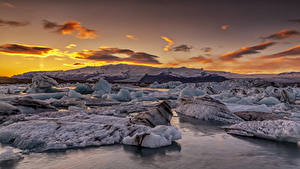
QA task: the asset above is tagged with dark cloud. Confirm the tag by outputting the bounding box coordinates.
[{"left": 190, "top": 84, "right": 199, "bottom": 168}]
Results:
[
  {"left": 42, "top": 19, "right": 97, "bottom": 39},
  {"left": 0, "top": 44, "right": 53, "bottom": 55},
  {"left": 171, "top": 45, "right": 192, "bottom": 52},
  {"left": 43, "top": 20, "right": 60, "bottom": 29},
  {"left": 260, "top": 45, "right": 300, "bottom": 59},
  {"left": 262, "top": 30, "right": 300, "bottom": 40},
  {"left": 97, "top": 48, "right": 135, "bottom": 55},
  {"left": 76, "top": 48, "right": 161, "bottom": 65},
  {"left": 0, "top": 18, "right": 29, "bottom": 27},
  {"left": 201, "top": 47, "right": 212, "bottom": 53},
  {"left": 220, "top": 42, "right": 276, "bottom": 61}
]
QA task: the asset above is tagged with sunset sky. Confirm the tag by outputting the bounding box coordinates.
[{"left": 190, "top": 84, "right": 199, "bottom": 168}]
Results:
[{"left": 1, "top": 0, "right": 300, "bottom": 76}]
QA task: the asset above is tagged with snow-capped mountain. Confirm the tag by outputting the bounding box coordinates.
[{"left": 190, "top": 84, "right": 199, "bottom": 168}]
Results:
[{"left": 12, "top": 64, "right": 300, "bottom": 83}]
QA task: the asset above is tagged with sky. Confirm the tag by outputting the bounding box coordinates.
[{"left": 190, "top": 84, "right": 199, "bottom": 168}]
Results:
[{"left": 1, "top": 0, "right": 300, "bottom": 76}]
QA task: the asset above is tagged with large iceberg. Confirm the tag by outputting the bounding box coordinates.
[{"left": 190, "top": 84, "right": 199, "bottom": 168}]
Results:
[
  {"left": 0, "top": 101, "right": 181, "bottom": 152},
  {"left": 176, "top": 95, "right": 243, "bottom": 124},
  {"left": 130, "top": 101, "right": 173, "bottom": 127},
  {"left": 224, "top": 120, "right": 300, "bottom": 143},
  {"left": 26, "top": 75, "right": 60, "bottom": 93}
]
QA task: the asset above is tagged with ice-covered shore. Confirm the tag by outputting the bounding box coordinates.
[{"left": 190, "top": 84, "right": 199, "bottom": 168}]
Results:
[{"left": 1, "top": 75, "right": 300, "bottom": 156}]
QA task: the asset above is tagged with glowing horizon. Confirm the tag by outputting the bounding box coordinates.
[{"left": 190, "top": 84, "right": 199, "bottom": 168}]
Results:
[{"left": 1, "top": 0, "right": 300, "bottom": 76}]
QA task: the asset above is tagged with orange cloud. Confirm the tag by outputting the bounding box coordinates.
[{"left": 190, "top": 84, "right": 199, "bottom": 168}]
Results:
[
  {"left": 0, "top": 44, "right": 54, "bottom": 57},
  {"left": 65, "top": 44, "right": 77, "bottom": 49},
  {"left": 161, "top": 36, "right": 175, "bottom": 51},
  {"left": 221, "top": 25, "right": 229, "bottom": 30},
  {"left": 43, "top": 20, "right": 98, "bottom": 39},
  {"left": 0, "top": 2, "right": 15, "bottom": 8},
  {"left": 74, "top": 47, "right": 161, "bottom": 65},
  {"left": 262, "top": 30, "right": 300, "bottom": 40},
  {"left": 260, "top": 45, "right": 300, "bottom": 59},
  {"left": 125, "top": 34, "right": 138, "bottom": 40},
  {"left": 220, "top": 42, "right": 276, "bottom": 61}
]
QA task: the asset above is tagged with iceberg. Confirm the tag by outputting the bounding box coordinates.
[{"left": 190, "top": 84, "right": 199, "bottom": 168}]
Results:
[
  {"left": 74, "top": 83, "right": 94, "bottom": 94},
  {"left": 0, "top": 148, "right": 23, "bottom": 163},
  {"left": 122, "top": 125, "right": 181, "bottom": 148},
  {"left": 258, "top": 97, "right": 281, "bottom": 106},
  {"left": 26, "top": 75, "right": 60, "bottom": 93},
  {"left": 179, "top": 87, "right": 205, "bottom": 98},
  {"left": 176, "top": 95, "right": 243, "bottom": 124},
  {"left": 130, "top": 101, "right": 173, "bottom": 127},
  {"left": 224, "top": 120, "right": 300, "bottom": 143},
  {"left": 108, "top": 89, "right": 132, "bottom": 102}
]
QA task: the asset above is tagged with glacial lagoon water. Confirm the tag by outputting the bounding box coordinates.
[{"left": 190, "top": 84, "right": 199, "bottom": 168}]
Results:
[{"left": 1, "top": 115, "right": 300, "bottom": 169}]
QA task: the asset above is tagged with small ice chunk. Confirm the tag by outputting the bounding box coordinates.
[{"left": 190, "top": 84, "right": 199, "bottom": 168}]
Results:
[
  {"left": 109, "top": 89, "right": 131, "bottom": 102},
  {"left": 68, "top": 90, "right": 86, "bottom": 99},
  {"left": 258, "top": 97, "right": 281, "bottom": 106},
  {"left": 122, "top": 125, "right": 181, "bottom": 148},
  {"left": 179, "top": 87, "right": 205, "bottom": 98},
  {"left": 0, "top": 148, "right": 23, "bottom": 163},
  {"left": 0, "top": 102, "right": 20, "bottom": 115},
  {"left": 75, "top": 83, "right": 94, "bottom": 94}
]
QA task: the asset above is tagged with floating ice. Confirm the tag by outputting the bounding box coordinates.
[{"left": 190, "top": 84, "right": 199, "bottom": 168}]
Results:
[
  {"left": 68, "top": 90, "right": 86, "bottom": 99},
  {"left": 122, "top": 125, "right": 181, "bottom": 148},
  {"left": 0, "top": 102, "right": 20, "bottom": 115},
  {"left": 109, "top": 89, "right": 132, "bottom": 102},
  {"left": 226, "top": 103, "right": 272, "bottom": 113},
  {"left": 258, "top": 97, "right": 281, "bottom": 106},
  {"left": 27, "top": 75, "right": 60, "bottom": 93},
  {"left": 75, "top": 83, "right": 94, "bottom": 94},
  {"left": 130, "top": 101, "right": 173, "bottom": 127},
  {"left": 176, "top": 95, "right": 243, "bottom": 124},
  {"left": 179, "top": 87, "right": 205, "bottom": 98},
  {"left": 224, "top": 120, "right": 300, "bottom": 143},
  {"left": 0, "top": 148, "right": 23, "bottom": 163}
]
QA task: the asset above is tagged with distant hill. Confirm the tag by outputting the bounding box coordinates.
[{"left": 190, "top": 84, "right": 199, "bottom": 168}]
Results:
[{"left": 11, "top": 64, "right": 300, "bottom": 84}]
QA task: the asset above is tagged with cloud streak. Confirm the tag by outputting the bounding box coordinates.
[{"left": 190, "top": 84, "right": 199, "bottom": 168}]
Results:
[
  {"left": 0, "top": 44, "right": 53, "bottom": 57},
  {"left": 43, "top": 20, "right": 98, "bottom": 39},
  {"left": 171, "top": 45, "right": 192, "bottom": 52},
  {"left": 161, "top": 36, "right": 175, "bottom": 51},
  {"left": 260, "top": 45, "right": 300, "bottom": 59},
  {"left": 220, "top": 42, "right": 276, "bottom": 61},
  {"left": 75, "top": 47, "right": 161, "bottom": 65},
  {"left": 0, "top": 18, "right": 29, "bottom": 27},
  {"left": 125, "top": 34, "right": 138, "bottom": 40},
  {"left": 262, "top": 30, "right": 300, "bottom": 40}
]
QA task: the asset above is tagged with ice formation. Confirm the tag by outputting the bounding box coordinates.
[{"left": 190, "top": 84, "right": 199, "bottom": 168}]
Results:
[
  {"left": 108, "top": 89, "right": 132, "bottom": 102},
  {"left": 176, "top": 95, "right": 243, "bottom": 124},
  {"left": 0, "top": 148, "right": 23, "bottom": 163},
  {"left": 130, "top": 101, "right": 173, "bottom": 127},
  {"left": 74, "top": 83, "right": 94, "bottom": 94},
  {"left": 224, "top": 120, "right": 300, "bottom": 143},
  {"left": 123, "top": 125, "right": 181, "bottom": 148},
  {"left": 179, "top": 87, "right": 205, "bottom": 98},
  {"left": 0, "top": 102, "right": 20, "bottom": 115},
  {"left": 26, "top": 75, "right": 59, "bottom": 93},
  {"left": 93, "top": 78, "right": 111, "bottom": 98}
]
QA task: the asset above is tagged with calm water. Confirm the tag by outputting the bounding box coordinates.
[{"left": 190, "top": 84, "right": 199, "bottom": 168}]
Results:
[{"left": 1, "top": 115, "right": 300, "bottom": 169}]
